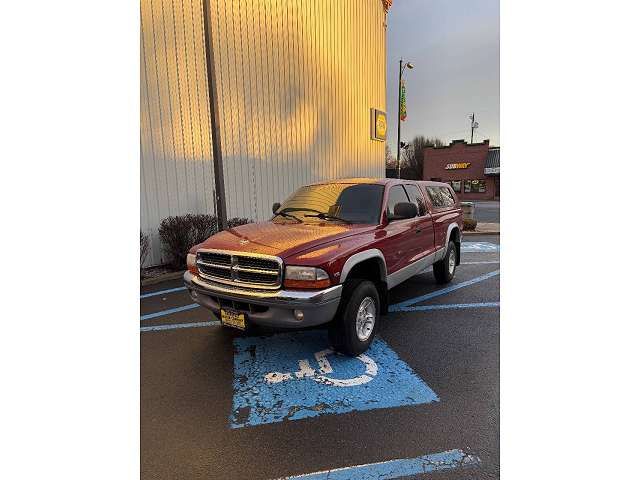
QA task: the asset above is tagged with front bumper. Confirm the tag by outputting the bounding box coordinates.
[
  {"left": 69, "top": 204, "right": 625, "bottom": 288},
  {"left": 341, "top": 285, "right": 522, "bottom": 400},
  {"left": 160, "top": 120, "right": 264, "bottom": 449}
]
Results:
[{"left": 183, "top": 271, "right": 342, "bottom": 328}]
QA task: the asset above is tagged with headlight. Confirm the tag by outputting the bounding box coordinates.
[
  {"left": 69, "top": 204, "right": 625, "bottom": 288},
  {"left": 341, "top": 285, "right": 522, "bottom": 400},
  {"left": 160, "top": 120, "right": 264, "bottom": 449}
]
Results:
[
  {"left": 187, "top": 253, "right": 198, "bottom": 275},
  {"left": 284, "top": 266, "right": 330, "bottom": 289}
]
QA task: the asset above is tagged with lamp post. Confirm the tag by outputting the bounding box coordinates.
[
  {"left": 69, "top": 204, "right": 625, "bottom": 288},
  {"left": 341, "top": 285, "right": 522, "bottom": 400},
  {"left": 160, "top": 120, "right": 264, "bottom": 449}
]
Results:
[{"left": 396, "top": 58, "right": 413, "bottom": 179}]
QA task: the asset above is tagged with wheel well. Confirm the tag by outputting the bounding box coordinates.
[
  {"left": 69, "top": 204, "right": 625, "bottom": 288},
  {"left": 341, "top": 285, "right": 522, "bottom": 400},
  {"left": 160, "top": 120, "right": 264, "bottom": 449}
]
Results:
[
  {"left": 449, "top": 227, "right": 461, "bottom": 265},
  {"left": 343, "top": 257, "right": 389, "bottom": 315}
]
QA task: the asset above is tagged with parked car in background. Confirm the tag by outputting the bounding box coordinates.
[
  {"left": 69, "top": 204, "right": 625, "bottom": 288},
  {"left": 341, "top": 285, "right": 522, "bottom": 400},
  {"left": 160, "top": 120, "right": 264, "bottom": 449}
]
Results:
[{"left": 184, "top": 178, "right": 463, "bottom": 355}]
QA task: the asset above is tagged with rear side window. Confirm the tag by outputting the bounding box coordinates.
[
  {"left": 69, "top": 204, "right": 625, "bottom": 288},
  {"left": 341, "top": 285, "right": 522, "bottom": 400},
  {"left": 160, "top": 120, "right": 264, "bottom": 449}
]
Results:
[
  {"left": 386, "top": 185, "right": 410, "bottom": 216},
  {"left": 426, "top": 186, "right": 456, "bottom": 208},
  {"left": 403, "top": 184, "right": 427, "bottom": 216},
  {"left": 440, "top": 187, "right": 456, "bottom": 205}
]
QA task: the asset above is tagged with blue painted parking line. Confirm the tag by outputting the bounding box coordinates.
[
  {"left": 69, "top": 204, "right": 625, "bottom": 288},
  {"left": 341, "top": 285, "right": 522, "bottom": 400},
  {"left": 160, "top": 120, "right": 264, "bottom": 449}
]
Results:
[
  {"left": 389, "top": 270, "right": 500, "bottom": 312},
  {"left": 231, "top": 330, "right": 438, "bottom": 428},
  {"left": 398, "top": 301, "right": 499, "bottom": 312},
  {"left": 139, "top": 301, "right": 498, "bottom": 332},
  {"left": 461, "top": 241, "right": 499, "bottom": 253},
  {"left": 140, "top": 286, "right": 186, "bottom": 299},
  {"left": 276, "top": 448, "right": 480, "bottom": 479},
  {"left": 140, "top": 320, "right": 220, "bottom": 332},
  {"left": 140, "top": 303, "right": 200, "bottom": 321},
  {"left": 140, "top": 265, "right": 498, "bottom": 328}
]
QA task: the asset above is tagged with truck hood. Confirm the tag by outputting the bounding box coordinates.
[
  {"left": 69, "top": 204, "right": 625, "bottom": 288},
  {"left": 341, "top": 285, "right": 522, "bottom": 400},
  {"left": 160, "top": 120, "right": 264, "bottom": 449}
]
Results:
[{"left": 195, "top": 220, "right": 374, "bottom": 259}]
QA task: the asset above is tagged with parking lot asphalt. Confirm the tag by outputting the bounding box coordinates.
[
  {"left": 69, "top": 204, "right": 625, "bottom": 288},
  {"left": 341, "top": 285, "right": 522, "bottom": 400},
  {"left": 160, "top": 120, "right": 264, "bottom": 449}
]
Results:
[{"left": 141, "top": 236, "right": 500, "bottom": 479}]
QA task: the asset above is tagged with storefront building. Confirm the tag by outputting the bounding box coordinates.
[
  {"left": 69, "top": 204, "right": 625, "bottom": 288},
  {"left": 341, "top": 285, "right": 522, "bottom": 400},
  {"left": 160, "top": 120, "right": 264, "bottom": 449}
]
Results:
[{"left": 423, "top": 139, "right": 500, "bottom": 200}]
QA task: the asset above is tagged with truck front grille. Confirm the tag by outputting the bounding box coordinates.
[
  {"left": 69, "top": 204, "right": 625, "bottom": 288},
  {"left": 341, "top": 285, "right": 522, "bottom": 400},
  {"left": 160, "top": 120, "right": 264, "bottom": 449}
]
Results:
[{"left": 196, "top": 250, "right": 282, "bottom": 289}]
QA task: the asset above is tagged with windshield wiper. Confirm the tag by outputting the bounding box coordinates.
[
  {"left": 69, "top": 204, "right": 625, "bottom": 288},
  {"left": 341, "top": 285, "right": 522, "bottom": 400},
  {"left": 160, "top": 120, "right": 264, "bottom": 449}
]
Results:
[
  {"left": 273, "top": 210, "right": 302, "bottom": 223},
  {"left": 304, "top": 212, "right": 352, "bottom": 224}
]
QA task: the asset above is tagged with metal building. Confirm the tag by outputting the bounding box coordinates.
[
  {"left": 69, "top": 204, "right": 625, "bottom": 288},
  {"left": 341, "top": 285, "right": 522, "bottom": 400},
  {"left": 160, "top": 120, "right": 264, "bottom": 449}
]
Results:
[{"left": 141, "top": 0, "right": 390, "bottom": 266}]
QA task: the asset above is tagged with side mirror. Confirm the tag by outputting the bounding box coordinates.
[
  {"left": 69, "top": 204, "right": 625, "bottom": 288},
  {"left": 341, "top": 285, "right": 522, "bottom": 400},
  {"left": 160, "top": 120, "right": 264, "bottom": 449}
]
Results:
[
  {"left": 391, "top": 202, "right": 418, "bottom": 220},
  {"left": 272, "top": 202, "right": 281, "bottom": 214}
]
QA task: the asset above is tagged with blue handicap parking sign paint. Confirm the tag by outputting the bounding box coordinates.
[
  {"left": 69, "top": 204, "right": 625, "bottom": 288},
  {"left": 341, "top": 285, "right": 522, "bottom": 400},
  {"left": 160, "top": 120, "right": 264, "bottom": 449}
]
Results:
[
  {"left": 461, "top": 241, "right": 500, "bottom": 253},
  {"left": 230, "top": 331, "right": 439, "bottom": 428}
]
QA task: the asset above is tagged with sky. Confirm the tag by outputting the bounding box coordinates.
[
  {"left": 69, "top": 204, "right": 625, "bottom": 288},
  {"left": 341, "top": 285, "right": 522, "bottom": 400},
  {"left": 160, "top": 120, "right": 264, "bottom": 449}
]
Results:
[{"left": 386, "top": 0, "right": 500, "bottom": 154}]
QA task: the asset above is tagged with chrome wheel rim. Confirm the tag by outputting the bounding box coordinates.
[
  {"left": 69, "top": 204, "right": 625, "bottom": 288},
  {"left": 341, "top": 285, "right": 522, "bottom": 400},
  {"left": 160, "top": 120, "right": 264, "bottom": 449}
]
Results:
[
  {"left": 355, "top": 296, "right": 376, "bottom": 342},
  {"left": 448, "top": 247, "right": 456, "bottom": 274}
]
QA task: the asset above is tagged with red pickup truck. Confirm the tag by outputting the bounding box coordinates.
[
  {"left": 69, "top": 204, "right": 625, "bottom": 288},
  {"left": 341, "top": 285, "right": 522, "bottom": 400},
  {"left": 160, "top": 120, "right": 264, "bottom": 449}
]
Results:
[{"left": 184, "top": 178, "right": 462, "bottom": 355}]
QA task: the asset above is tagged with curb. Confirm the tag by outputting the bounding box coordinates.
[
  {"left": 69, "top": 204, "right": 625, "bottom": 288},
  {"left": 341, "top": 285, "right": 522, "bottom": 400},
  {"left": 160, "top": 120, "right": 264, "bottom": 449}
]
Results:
[
  {"left": 141, "top": 270, "right": 185, "bottom": 287},
  {"left": 463, "top": 230, "right": 500, "bottom": 236}
]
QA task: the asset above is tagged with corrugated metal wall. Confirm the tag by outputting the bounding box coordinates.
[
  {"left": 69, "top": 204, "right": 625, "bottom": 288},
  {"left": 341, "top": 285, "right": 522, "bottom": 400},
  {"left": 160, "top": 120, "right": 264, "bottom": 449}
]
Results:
[
  {"left": 141, "top": 0, "right": 218, "bottom": 266},
  {"left": 141, "top": 0, "right": 387, "bottom": 266}
]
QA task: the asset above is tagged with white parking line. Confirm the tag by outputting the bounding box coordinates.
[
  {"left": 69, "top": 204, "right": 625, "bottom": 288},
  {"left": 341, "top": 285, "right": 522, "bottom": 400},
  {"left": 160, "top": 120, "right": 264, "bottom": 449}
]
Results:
[{"left": 275, "top": 448, "right": 480, "bottom": 479}]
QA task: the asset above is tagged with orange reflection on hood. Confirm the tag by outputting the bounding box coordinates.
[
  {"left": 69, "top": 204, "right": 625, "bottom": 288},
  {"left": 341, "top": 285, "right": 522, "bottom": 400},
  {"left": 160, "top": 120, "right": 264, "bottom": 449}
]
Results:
[
  {"left": 296, "top": 244, "right": 340, "bottom": 259},
  {"left": 197, "top": 221, "right": 369, "bottom": 259}
]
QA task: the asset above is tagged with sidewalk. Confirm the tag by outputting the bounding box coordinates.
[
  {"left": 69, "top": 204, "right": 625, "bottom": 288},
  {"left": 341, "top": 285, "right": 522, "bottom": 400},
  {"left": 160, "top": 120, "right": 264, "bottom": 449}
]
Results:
[{"left": 464, "top": 222, "right": 500, "bottom": 235}]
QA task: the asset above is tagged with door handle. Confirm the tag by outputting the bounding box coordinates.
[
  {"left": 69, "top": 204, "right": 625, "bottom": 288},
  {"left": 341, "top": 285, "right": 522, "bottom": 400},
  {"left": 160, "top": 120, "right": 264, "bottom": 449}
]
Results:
[{"left": 415, "top": 228, "right": 422, "bottom": 234}]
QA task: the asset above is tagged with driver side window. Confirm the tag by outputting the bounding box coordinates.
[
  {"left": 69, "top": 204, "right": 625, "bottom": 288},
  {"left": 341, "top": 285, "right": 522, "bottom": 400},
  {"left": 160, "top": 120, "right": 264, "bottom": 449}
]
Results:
[
  {"left": 404, "top": 184, "right": 427, "bottom": 216},
  {"left": 386, "top": 185, "right": 410, "bottom": 217}
]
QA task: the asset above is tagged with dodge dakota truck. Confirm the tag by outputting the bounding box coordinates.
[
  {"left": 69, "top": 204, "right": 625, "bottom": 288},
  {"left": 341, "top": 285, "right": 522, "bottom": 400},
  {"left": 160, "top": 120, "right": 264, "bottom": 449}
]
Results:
[{"left": 184, "top": 178, "right": 463, "bottom": 355}]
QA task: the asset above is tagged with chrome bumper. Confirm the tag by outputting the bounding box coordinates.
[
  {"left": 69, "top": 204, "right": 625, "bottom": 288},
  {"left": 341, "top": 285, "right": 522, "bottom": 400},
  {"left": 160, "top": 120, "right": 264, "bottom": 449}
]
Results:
[{"left": 183, "top": 271, "right": 343, "bottom": 328}]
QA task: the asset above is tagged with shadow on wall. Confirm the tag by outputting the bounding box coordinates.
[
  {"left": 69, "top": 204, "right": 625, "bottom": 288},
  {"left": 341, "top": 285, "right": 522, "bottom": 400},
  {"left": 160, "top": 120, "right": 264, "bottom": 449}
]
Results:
[{"left": 210, "top": 0, "right": 385, "bottom": 213}]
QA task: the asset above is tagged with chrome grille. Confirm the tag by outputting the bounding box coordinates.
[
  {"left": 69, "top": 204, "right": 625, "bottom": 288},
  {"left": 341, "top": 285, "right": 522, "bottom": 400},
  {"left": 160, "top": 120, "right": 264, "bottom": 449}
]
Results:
[
  {"left": 236, "top": 270, "right": 278, "bottom": 285},
  {"left": 236, "top": 256, "right": 279, "bottom": 270},
  {"left": 198, "top": 264, "right": 230, "bottom": 278},
  {"left": 196, "top": 250, "right": 282, "bottom": 289},
  {"left": 198, "top": 251, "right": 231, "bottom": 266}
]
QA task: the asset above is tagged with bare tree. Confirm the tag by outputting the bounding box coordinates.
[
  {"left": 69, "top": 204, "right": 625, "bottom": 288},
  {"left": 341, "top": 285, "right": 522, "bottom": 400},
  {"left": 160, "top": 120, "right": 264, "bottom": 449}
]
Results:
[
  {"left": 402, "top": 136, "right": 444, "bottom": 179},
  {"left": 385, "top": 144, "right": 396, "bottom": 170}
]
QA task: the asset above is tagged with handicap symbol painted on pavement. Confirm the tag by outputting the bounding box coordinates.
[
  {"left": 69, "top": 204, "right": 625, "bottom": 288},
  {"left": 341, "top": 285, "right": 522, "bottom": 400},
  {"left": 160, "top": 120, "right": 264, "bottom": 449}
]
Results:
[
  {"left": 461, "top": 241, "right": 500, "bottom": 253},
  {"left": 264, "top": 348, "right": 379, "bottom": 387},
  {"left": 230, "top": 331, "right": 439, "bottom": 428}
]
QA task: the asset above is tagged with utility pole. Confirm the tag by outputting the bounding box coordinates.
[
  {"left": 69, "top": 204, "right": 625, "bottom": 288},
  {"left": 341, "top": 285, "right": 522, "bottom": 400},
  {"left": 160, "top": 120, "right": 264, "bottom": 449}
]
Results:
[
  {"left": 396, "top": 59, "right": 403, "bottom": 179},
  {"left": 469, "top": 113, "right": 479, "bottom": 144},
  {"left": 202, "top": 0, "right": 227, "bottom": 231}
]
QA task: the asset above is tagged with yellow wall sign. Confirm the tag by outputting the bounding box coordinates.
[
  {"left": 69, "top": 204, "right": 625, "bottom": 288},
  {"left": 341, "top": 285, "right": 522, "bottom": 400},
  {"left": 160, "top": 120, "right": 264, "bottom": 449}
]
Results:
[
  {"left": 370, "top": 109, "right": 387, "bottom": 141},
  {"left": 445, "top": 162, "right": 471, "bottom": 170}
]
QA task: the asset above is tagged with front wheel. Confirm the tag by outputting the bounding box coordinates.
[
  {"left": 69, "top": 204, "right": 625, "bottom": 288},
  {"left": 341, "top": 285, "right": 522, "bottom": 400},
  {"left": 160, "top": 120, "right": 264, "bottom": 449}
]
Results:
[
  {"left": 433, "top": 240, "right": 457, "bottom": 284},
  {"left": 328, "top": 279, "right": 380, "bottom": 356}
]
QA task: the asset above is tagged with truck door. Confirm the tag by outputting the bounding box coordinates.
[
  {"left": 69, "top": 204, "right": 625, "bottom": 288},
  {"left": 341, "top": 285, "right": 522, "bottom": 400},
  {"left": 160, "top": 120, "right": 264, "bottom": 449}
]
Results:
[
  {"left": 380, "top": 184, "right": 415, "bottom": 275},
  {"left": 403, "top": 183, "right": 436, "bottom": 262}
]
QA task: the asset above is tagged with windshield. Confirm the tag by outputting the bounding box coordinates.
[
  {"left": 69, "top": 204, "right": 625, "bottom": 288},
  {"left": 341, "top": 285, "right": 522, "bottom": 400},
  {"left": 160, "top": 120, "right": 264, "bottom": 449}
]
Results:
[{"left": 274, "top": 183, "right": 384, "bottom": 224}]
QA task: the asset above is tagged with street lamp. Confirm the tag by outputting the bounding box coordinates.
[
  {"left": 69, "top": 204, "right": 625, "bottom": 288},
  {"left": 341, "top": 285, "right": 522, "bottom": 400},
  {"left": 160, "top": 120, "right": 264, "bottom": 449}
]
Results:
[{"left": 397, "top": 59, "right": 414, "bottom": 179}]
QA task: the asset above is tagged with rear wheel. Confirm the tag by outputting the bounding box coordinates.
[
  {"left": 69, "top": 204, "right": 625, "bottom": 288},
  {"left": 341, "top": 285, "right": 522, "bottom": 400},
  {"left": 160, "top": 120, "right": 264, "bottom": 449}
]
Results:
[
  {"left": 328, "top": 279, "right": 380, "bottom": 356},
  {"left": 433, "top": 240, "right": 457, "bottom": 284}
]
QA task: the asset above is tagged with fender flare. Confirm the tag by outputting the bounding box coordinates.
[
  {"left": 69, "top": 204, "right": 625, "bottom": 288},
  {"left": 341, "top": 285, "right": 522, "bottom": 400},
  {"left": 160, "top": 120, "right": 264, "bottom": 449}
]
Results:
[
  {"left": 339, "top": 249, "right": 387, "bottom": 284},
  {"left": 445, "top": 223, "right": 461, "bottom": 246}
]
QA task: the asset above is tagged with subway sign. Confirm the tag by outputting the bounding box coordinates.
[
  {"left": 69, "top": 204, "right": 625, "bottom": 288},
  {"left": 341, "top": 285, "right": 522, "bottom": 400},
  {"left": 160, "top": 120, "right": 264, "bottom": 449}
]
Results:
[{"left": 445, "top": 162, "right": 470, "bottom": 170}]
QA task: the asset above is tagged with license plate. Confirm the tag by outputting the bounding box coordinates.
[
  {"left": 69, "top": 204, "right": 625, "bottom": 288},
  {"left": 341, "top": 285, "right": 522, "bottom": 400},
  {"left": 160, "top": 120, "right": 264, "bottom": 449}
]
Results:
[{"left": 221, "top": 308, "right": 246, "bottom": 331}]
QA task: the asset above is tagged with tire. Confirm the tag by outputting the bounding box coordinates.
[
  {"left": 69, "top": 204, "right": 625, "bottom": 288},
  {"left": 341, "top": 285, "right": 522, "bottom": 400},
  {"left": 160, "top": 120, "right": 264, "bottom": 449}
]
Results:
[
  {"left": 328, "top": 279, "right": 380, "bottom": 356},
  {"left": 433, "top": 241, "right": 457, "bottom": 284}
]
